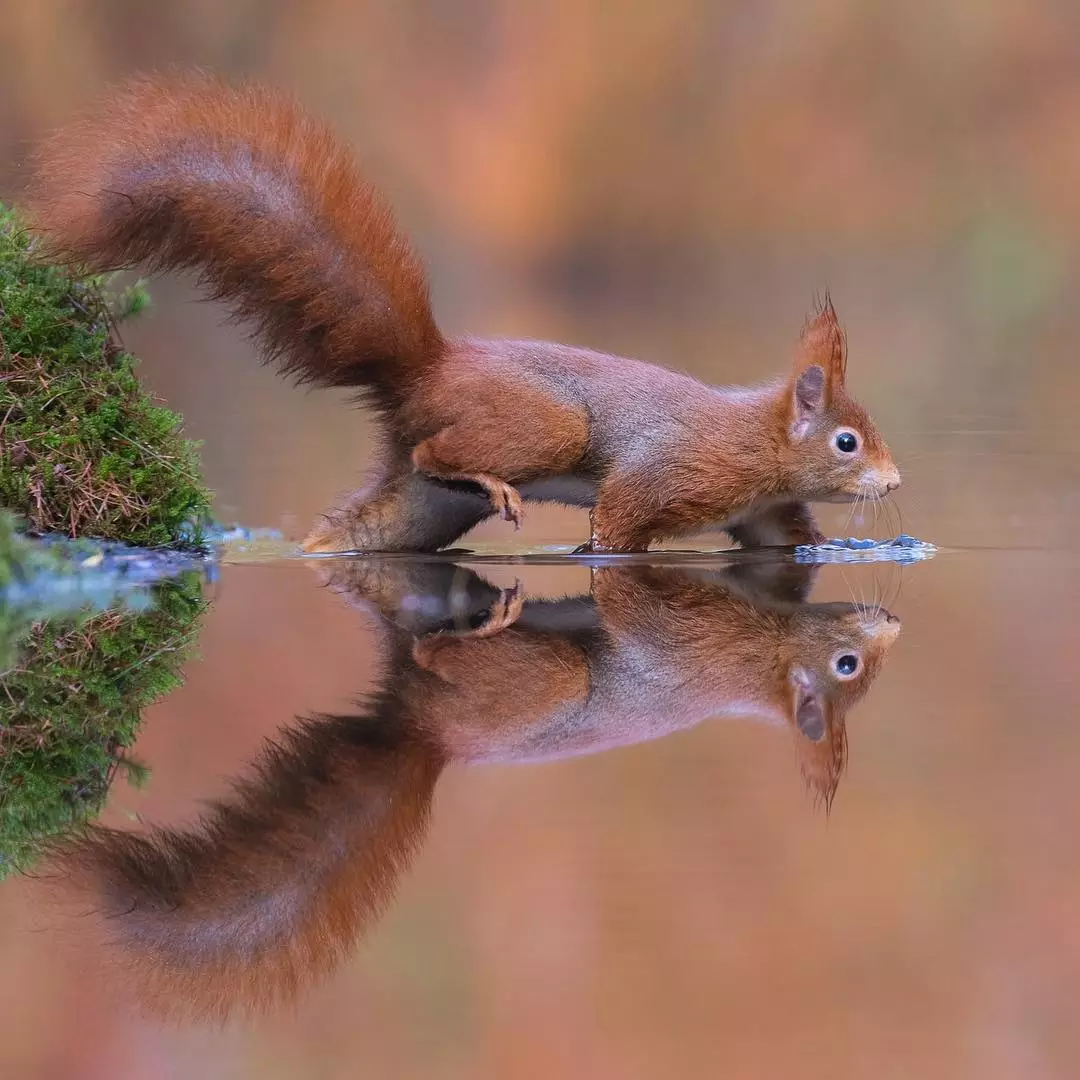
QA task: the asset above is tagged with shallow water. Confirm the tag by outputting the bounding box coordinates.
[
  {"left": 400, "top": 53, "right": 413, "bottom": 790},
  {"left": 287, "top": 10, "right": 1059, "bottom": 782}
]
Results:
[{"left": 3, "top": 525, "right": 1079, "bottom": 1077}]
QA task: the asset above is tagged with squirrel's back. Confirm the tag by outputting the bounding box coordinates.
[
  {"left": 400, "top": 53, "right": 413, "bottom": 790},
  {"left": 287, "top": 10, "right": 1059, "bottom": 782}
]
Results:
[{"left": 24, "top": 72, "right": 444, "bottom": 403}]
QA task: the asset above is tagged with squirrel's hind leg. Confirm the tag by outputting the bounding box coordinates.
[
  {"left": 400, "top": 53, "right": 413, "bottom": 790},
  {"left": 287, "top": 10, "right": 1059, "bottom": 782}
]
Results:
[
  {"left": 303, "top": 470, "right": 494, "bottom": 554},
  {"left": 410, "top": 399, "right": 591, "bottom": 531}
]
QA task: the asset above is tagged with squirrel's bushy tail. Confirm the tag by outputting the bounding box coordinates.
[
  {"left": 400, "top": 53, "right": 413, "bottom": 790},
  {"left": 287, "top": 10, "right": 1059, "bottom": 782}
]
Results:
[
  {"left": 23, "top": 72, "right": 444, "bottom": 399},
  {"left": 49, "top": 709, "right": 444, "bottom": 1022}
]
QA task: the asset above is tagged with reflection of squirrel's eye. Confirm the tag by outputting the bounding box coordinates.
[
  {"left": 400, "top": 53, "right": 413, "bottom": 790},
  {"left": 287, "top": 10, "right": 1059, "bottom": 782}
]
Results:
[
  {"left": 834, "top": 431, "right": 858, "bottom": 453},
  {"left": 835, "top": 653, "right": 859, "bottom": 677}
]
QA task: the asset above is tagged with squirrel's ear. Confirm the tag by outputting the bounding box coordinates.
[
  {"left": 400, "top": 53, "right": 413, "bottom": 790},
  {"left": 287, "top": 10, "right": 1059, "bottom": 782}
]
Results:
[
  {"left": 792, "top": 292, "right": 847, "bottom": 405},
  {"left": 791, "top": 669, "right": 827, "bottom": 742},
  {"left": 790, "top": 364, "right": 825, "bottom": 440},
  {"left": 789, "top": 667, "right": 846, "bottom": 809},
  {"left": 796, "top": 693, "right": 826, "bottom": 742}
]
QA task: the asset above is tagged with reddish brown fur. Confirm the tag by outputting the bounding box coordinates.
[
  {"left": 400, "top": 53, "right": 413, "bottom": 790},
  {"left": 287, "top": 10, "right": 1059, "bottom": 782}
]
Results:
[
  {"left": 23, "top": 74, "right": 900, "bottom": 552},
  {"left": 410, "top": 389, "right": 591, "bottom": 526},
  {"left": 410, "top": 629, "right": 590, "bottom": 756},
  {"left": 24, "top": 71, "right": 442, "bottom": 407},
  {"left": 411, "top": 392, "right": 591, "bottom": 480},
  {"left": 589, "top": 565, "right": 892, "bottom": 810},
  {"left": 46, "top": 712, "right": 442, "bottom": 1023},
  {"left": 590, "top": 443, "right": 789, "bottom": 551},
  {"left": 49, "top": 712, "right": 445, "bottom": 1022}
]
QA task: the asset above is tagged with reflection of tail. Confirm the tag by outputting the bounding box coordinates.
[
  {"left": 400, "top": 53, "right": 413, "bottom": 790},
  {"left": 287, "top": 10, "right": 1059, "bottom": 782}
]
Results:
[{"left": 50, "top": 703, "right": 445, "bottom": 1021}]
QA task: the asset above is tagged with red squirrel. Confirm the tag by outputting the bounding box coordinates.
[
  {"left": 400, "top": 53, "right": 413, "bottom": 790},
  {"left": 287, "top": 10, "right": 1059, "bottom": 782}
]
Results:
[
  {"left": 48, "top": 558, "right": 900, "bottom": 1021},
  {"left": 23, "top": 73, "right": 901, "bottom": 553}
]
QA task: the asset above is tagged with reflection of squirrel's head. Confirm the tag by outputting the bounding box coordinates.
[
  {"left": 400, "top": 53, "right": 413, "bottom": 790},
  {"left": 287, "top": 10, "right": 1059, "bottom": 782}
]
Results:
[
  {"left": 784, "top": 602, "right": 901, "bottom": 809},
  {"left": 592, "top": 563, "right": 900, "bottom": 810}
]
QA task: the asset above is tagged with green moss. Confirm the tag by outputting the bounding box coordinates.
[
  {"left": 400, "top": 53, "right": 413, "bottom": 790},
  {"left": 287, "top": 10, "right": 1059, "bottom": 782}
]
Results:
[
  {"left": 0, "top": 571, "right": 205, "bottom": 877},
  {"left": 0, "top": 202, "right": 213, "bottom": 547}
]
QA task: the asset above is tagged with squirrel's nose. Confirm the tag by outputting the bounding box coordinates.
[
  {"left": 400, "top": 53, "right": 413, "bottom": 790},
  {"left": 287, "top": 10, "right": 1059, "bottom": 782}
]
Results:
[{"left": 886, "top": 479, "right": 901, "bottom": 493}]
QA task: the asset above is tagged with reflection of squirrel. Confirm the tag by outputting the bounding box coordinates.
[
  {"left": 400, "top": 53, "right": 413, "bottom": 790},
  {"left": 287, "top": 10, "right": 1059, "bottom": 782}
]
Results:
[
  {"left": 51, "top": 559, "right": 900, "bottom": 1021},
  {"left": 25, "top": 73, "right": 900, "bottom": 553}
]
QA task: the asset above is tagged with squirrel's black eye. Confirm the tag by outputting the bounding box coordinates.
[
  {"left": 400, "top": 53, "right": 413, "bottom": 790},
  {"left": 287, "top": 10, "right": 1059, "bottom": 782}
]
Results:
[
  {"left": 834, "top": 431, "right": 858, "bottom": 454},
  {"left": 835, "top": 653, "right": 859, "bottom": 677}
]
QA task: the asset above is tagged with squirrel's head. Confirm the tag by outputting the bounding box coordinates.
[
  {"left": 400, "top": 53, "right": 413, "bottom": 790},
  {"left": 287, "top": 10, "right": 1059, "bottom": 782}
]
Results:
[
  {"left": 780, "top": 297, "right": 900, "bottom": 503},
  {"left": 784, "top": 600, "right": 901, "bottom": 809}
]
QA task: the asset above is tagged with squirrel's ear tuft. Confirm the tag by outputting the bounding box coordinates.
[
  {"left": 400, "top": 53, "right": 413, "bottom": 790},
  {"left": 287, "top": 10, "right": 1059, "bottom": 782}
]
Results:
[{"left": 793, "top": 292, "right": 847, "bottom": 398}]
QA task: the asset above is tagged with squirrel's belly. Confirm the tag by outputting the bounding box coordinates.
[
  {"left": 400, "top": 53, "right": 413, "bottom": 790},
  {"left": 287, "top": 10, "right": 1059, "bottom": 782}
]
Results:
[{"left": 518, "top": 473, "right": 598, "bottom": 507}]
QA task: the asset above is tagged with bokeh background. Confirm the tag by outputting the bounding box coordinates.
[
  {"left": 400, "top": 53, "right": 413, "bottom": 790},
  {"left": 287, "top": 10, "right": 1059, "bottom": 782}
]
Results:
[{"left": 2, "top": 3, "right": 1080, "bottom": 1077}]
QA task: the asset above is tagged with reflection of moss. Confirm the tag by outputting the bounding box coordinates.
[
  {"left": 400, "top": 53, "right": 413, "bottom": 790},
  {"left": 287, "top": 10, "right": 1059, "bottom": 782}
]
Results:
[
  {"left": 0, "top": 570, "right": 205, "bottom": 878},
  {"left": 0, "top": 512, "right": 67, "bottom": 671},
  {"left": 0, "top": 201, "right": 212, "bottom": 547},
  {"left": 0, "top": 510, "right": 65, "bottom": 588}
]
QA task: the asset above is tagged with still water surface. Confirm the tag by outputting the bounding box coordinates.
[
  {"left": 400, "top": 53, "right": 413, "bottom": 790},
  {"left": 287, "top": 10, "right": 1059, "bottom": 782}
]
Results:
[{"left": 1, "top": 527, "right": 1077, "bottom": 1077}]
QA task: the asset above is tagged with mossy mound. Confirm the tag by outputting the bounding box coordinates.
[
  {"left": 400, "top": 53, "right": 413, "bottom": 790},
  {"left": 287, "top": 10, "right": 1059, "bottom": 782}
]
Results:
[{"left": 0, "top": 201, "right": 212, "bottom": 547}]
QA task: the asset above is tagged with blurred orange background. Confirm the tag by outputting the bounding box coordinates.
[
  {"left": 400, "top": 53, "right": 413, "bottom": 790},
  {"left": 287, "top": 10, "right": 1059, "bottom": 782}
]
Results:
[{"left": 2, "top": 3, "right": 1080, "bottom": 1077}]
